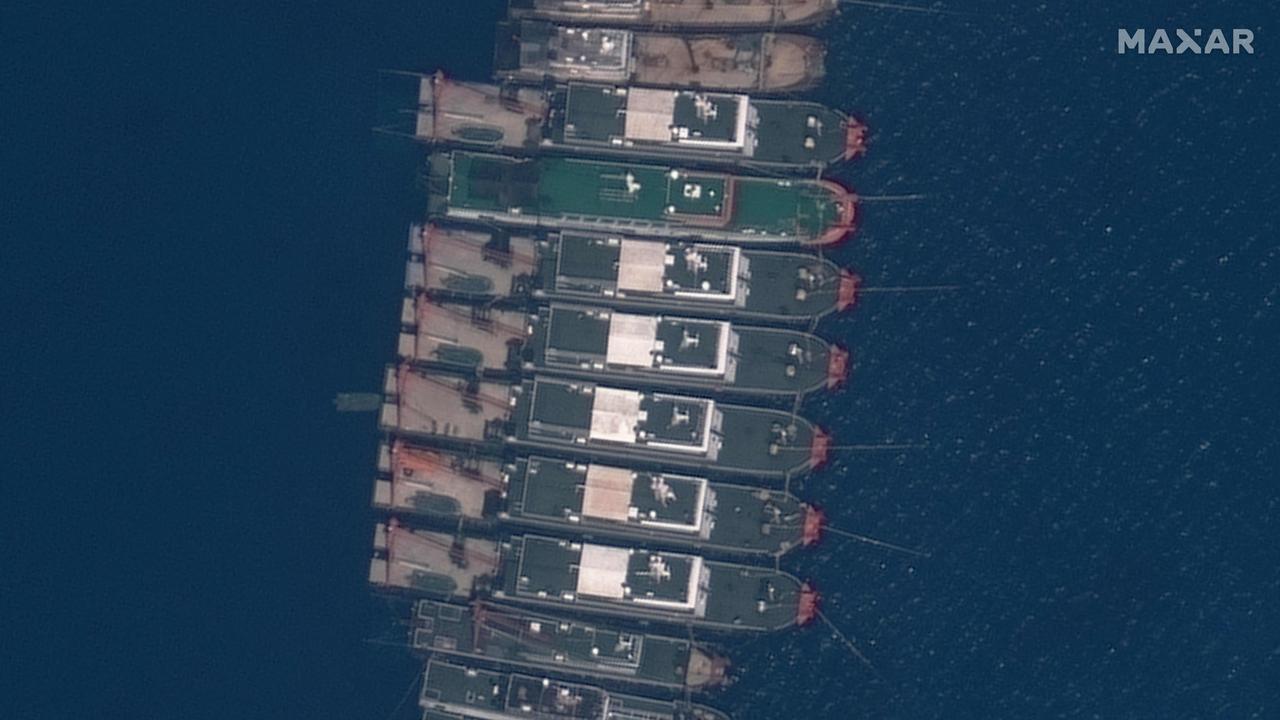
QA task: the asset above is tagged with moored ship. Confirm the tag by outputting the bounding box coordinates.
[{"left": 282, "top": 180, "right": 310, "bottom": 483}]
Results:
[
  {"left": 409, "top": 599, "right": 729, "bottom": 689},
  {"left": 522, "top": 303, "right": 847, "bottom": 396},
  {"left": 407, "top": 225, "right": 860, "bottom": 324},
  {"left": 501, "top": 456, "right": 822, "bottom": 555},
  {"left": 411, "top": 75, "right": 865, "bottom": 171},
  {"left": 493, "top": 534, "right": 816, "bottom": 631},
  {"left": 399, "top": 295, "right": 849, "bottom": 396},
  {"left": 368, "top": 524, "right": 816, "bottom": 631},
  {"left": 372, "top": 440, "right": 823, "bottom": 556},
  {"left": 494, "top": 21, "right": 824, "bottom": 93},
  {"left": 419, "top": 660, "right": 731, "bottom": 720},
  {"left": 428, "top": 151, "right": 855, "bottom": 245},
  {"left": 378, "top": 365, "right": 830, "bottom": 479},
  {"left": 509, "top": 375, "right": 828, "bottom": 479},
  {"left": 507, "top": 0, "right": 837, "bottom": 30}
]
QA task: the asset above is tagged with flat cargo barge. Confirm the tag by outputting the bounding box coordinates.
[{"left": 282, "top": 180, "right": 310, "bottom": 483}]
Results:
[
  {"left": 429, "top": 151, "right": 855, "bottom": 245},
  {"left": 420, "top": 660, "right": 731, "bottom": 720},
  {"left": 413, "top": 75, "right": 865, "bottom": 171},
  {"left": 372, "top": 440, "right": 822, "bottom": 556},
  {"left": 495, "top": 21, "right": 824, "bottom": 93},
  {"left": 410, "top": 599, "right": 728, "bottom": 689},
  {"left": 507, "top": 0, "right": 836, "bottom": 30},
  {"left": 407, "top": 225, "right": 860, "bottom": 324},
  {"left": 378, "top": 366, "right": 830, "bottom": 479}
]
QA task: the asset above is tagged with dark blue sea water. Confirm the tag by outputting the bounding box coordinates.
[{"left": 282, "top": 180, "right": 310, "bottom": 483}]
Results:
[{"left": 4, "top": 1, "right": 1277, "bottom": 719}]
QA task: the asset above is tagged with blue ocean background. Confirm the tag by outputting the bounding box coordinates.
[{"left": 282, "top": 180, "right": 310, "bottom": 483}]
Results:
[{"left": 3, "top": 1, "right": 1276, "bottom": 719}]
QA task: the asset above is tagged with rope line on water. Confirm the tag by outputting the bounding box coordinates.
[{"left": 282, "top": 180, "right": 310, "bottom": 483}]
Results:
[
  {"left": 383, "top": 669, "right": 423, "bottom": 720},
  {"left": 838, "top": 0, "right": 968, "bottom": 16},
  {"left": 817, "top": 609, "right": 883, "bottom": 680},
  {"left": 824, "top": 526, "right": 933, "bottom": 558}
]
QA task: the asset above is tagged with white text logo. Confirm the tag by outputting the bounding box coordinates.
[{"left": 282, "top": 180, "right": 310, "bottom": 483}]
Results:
[{"left": 1118, "top": 28, "right": 1254, "bottom": 54}]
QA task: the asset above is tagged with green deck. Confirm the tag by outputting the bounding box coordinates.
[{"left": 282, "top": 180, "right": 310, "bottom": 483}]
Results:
[{"left": 444, "top": 152, "right": 846, "bottom": 241}]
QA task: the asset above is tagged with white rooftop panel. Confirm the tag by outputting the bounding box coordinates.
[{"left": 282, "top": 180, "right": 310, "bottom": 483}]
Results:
[
  {"left": 581, "top": 465, "right": 635, "bottom": 522},
  {"left": 624, "top": 88, "right": 677, "bottom": 142},
  {"left": 589, "top": 387, "right": 642, "bottom": 444},
  {"left": 616, "top": 240, "right": 667, "bottom": 293},
  {"left": 605, "top": 313, "right": 659, "bottom": 367},
  {"left": 576, "top": 544, "right": 630, "bottom": 599}
]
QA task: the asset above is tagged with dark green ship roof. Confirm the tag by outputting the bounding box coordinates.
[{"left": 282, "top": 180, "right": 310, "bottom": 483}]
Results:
[
  {"left": 436, "top": 151, "right": 854, "bottom": 245},
  {"left": 504, "top": 457, "right": 812, "bottom": 555},
  {"left": 526, "top": 303, "right": 840, "bottom": 395},
  {"left": 539, "top": 233, "right": 855, "bottom": 323},
  {"left": 553, "top": 84, "right": 851, "bottom": 168},
  {"left": 494, "top": 535, "right": 803, "bottom": 631},
  {"left": 410, "top": 599, "right": 726, "bottom": 689},
  {"left": 420, "top": 660, "right": 732, "bottom": 720},
  {"left": 511, "top": 376, "right": 825, "bottom": 478}
]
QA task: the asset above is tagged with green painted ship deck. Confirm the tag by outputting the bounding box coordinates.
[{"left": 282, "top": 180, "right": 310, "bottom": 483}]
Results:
[
  {"left": 420, "top": 660, "right": 731, "bottom": 720},
  {"left": 507, "top": 0, "right": 836, "bottom": 30},
  {"left": 494, "top": 21, "right": 825, "bottom": 93},
  {"left": 435, "top": 151, "right": 854, "bottom": 245},
  {"left": 495, "top": 535, "right": 804, "bottom": 631},
  {"left": 410, "top": 599, "right": 727, "bottom": 689}
]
